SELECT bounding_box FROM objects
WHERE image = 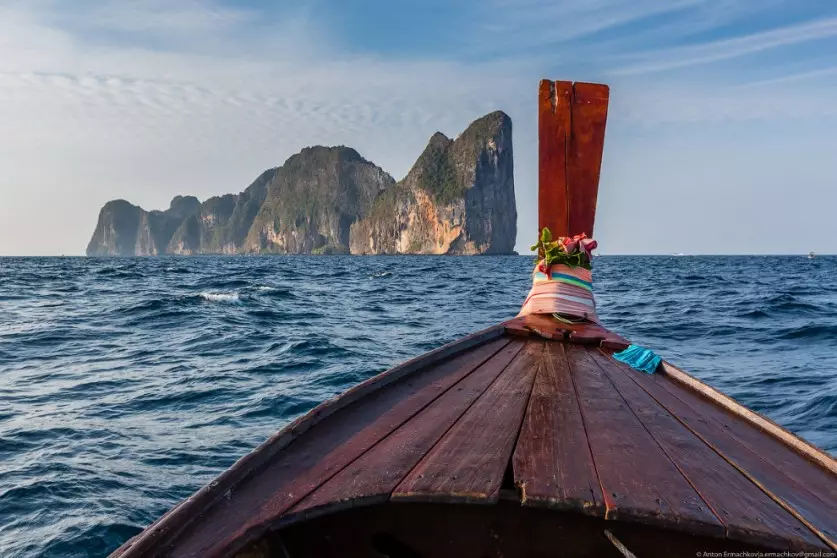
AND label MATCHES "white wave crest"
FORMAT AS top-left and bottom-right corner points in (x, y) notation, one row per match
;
(199, 291), (240, 303)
